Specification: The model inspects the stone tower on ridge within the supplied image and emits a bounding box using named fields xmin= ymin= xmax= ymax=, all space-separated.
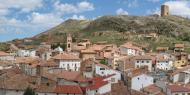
xmin=161 ymin=5 xmax=169 ymax=17
xmin=66 ymin=33 xmax=72 ymax=52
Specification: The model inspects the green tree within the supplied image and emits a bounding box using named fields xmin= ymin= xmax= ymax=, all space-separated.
xmin=23 ymin=87 xmax=36 ymax=95
xmin=100 ymin=59 xmax=108 ymax=65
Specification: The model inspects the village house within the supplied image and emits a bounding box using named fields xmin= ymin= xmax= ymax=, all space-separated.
xmin=134 ymin=55 xmax=153 ymax=72
xmin=166 ymin=84 xmax=190 ymax=95
xmin=80 ymin=49 xmax=96 ymax=60
xmin=169 ymin=65 xmax=190 ymax=84
xmin=17 ymin=49 xmax=36 ymax=57
xmin=53 ymin=52 xmax=81 ymax=71
xmin=0 ymin=51 xmax=14 ymax=61
xmin=36 ymin=43 xmax=52 ymax=60
xmin=156 ymin=47 xmax=169 ymax=53
xmin=80 ymin=59 xmax=95 ymax=78
xmin=14 ymin=57 xmax=40 ymax=76
xmin=173 ymin=52 xmax=188 ymax=68
xmin=107 ymin=53 xmax=124 ymax=70
xmin=125 ymin=67 xmax=154 ymax=91
xmin=119 ymin=42 xmax=144 ymax=56
xmin=86 ymin=76 xmax=112 ymax=95
xmin=95 ymin=63 xmax=121 ymax=83
xmin=17 ymin=45 xmax=37 ymax=57
xmin=174 ymin=43 xmax=185 ymax=53
xmin=156 ymin=53 xmax=175 ymax=71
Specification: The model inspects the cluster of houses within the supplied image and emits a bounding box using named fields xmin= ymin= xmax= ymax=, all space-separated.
xmin=0 ymin=34 xmax=190 ymax=95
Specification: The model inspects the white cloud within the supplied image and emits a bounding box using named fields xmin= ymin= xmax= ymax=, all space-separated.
xmin=54 ymin=1 xmax=94 ymax=15
xmin=30 ymin=12 xmax=63 ymax=27
xmin=0 ymin=0 xmax=43 ymax=14
xmin=146 ymin=7 xmax=160 ymax=15
xmin=70 ymin=15 xmax=86 ymax=20
xmin=164 ymin=1 xmax=190 ymax=18
xmin=128 ymin=0 xmax=138 ymax=8
xmin=116 ymin=8 xmax=128 ymax=15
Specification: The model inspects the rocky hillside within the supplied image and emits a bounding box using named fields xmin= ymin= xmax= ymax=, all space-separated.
xmin=11 ymin=15 xmax=190 ymax=52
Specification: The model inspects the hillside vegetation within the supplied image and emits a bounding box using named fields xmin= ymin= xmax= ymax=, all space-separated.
xmin=11 ymin=15 xmax=190 ymax=52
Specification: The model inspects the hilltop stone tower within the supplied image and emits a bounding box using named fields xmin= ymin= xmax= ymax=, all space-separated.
xmin=161 ymin=5 xmax=169 ymax=17
xmin=66 ymin=33 xmax=72 ymax=52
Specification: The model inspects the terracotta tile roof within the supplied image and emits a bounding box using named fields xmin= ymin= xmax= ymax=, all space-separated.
xmin=36 ymin=83 xmax=56 ymax=93
xmin=156 ymin=47 xmax=169 ymax=51
xmin=0 ymin=51 xmax=10 ymax=56
xmin=175 ymin=44 xmax=184 ymax=48
xmin=134 ymin=55 xmax=153 ymax=60
xmin=53 ymin=52 xmax=80 ymax=60
xmin=15 ymin=57 xmax=40 ymax=64
xmin=168 ymin=84 xmax=190 ymax=93
xmin=121 ymin=42 xmax=143 ymax=51
xmin=0 ymin=74 xmax=36 ymax=90
xmin=56 ymin=71 xmax=81 ymax=81
xmin=88 ymin=44 xmax=108 ymax=51
xmin=142 ymin=84 xmax=162 ymax=94
xmin=54 ymin=85 xmax=83 ymax=94
xmin=39 ymin=59 xmax=58 ymax=67
xmin=127 ymin=67 xmax=148 ymax=78
xmin=87 ymin=77 xmax=109 ymax=90
xmin=81 ymin=49 xmax=96 ymax=54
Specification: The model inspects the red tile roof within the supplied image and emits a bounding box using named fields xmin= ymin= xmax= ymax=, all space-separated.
xmin=54 ymin=85 xmax=83 ymax=94
xmin=0 ymin=51 xmax=10 ymax=56
xmin=53 ymin=52 xmax=80 ymax=60
xmin=168 ymin=84 xmax=190 ymax=93
xmin=87 ymin=77 xmax=109 ymax=90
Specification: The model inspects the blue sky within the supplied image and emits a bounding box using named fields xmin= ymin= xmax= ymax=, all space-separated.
xmin=0 ymin=0 xmax=190 ymax=42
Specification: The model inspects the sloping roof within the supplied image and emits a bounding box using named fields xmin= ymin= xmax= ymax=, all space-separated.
xmin=0 ymin=51 xmax=10 ymax=56
xmin=0 ymin=74 xmax=36 ymax=90
xmin=15 ymin=57 xmax=40 ymax=64
xmin=168 ymin=84 xmax=190 ymax=93
xmin=53 ymin=53 xmax=80 ymax=60
xmin=87 ymin=77 xmax=108 ymax=90
xmin=175 ymin=44 xmax=184 ymax=48
xmin=54 ymin=85 xmax=83 ymax=94
xmin=121 ymin=42 xmax=143 ymax=51
xmin=134 ymin=55 xmax=153 ymax=60
xmin=39 ymin=59 xmax=58 ymax=67
xmin=80 ymin=49 xmax=96 ymax=54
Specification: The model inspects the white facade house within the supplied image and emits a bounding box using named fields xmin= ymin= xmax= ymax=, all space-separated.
xmin=86 ymin=76 xmax=112 ymax=95
xmin=95 ymin=63 xmax=121 ymax=83
xmin=130 ymin=74 xmax=154 ymax=91
xmin=53 ymin=52 xmax=81 ymax=71
xmin=17 ymin=49 xmax=36 ymax=57
xmin=134 ymin=55 xmax=153 ymax=72
xmin=120 ymin=43 xmax=144 ymax=56
xmin=170 ymin=67 xmax=190 ymax=84
xmin=156 ymin=53 xmax=175 ymax=71
xmin=156 ymin=59 xmax=173 ymax=71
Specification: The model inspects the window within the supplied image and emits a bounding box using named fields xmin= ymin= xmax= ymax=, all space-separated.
xmin=111 ymin=78 xmax=115 ymax=82
xmin=175 ymin=94 xmax=178 ymax=95
xmin=146 ymin=61 xmax=149 ymax=63
xmin=137 ymin=61 xmax=139 ymax=63
xmin=137 ymin=77 xmax=140 ymax=80
xmin=182 ymin=93 xmax=185 ymax=95
xmin=100 ymin=68 xmax=105 ymax=70
xmin=142 ymin=61 xmax=144 ymax=63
